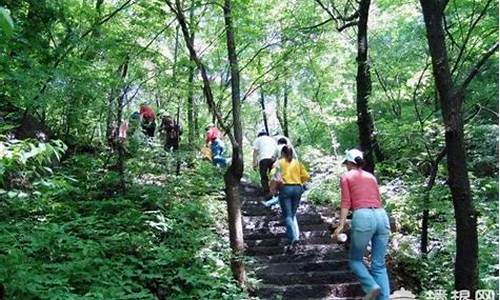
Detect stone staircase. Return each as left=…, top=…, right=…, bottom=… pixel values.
left=241, top=183, right=364, bottom=300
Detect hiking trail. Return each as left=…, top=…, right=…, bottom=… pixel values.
left=240, top=182, right=363, bottom=300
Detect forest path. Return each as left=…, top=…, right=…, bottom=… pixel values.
left=240, top=182, right=363, bottom=300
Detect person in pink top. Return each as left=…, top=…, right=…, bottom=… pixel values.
left=334, top=149, right=390, bottom=300
left=205, top=123, right=221, bottom=145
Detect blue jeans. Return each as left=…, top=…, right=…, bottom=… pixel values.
left=263, top=195, right=280, bottom=207
left=349, top=208, right=390, bottom=300
left=211, top=139, right=226, bottom=167
left=278, top=185, right=303, bottom=242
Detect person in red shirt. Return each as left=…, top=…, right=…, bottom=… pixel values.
left=139, top=103, right=156, bottom=137
left=334, top=149, right=390, bottom=300
left=205, top=124, right=226, bottom=167
left=205, top=123, right=221, bottom=145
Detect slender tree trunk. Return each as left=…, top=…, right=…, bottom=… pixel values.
left=223, top=0, right=246, bottom=285
left=168, top=0, right=245, bottom=285
left=419, top=0, right=478, bottom=292
left=166, top=4, right=244, bottom=283
left=355, top=0, right=376, bottom=173
left=283, top=84, right=289, bottom=137
left=115, top=58, right=129, bottom=192
left=187, top=66, right=195, bottom=144
left=187, top=1, right=196, bottom=145
left=259, top=89, right=270, bottom=135
left=105, top=89, right=116, bottom=143
left=171, top=25, right=180, bottom=112
left=421, top=147, right=447, bottom=255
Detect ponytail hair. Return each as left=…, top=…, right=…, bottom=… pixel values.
left=354, top=156, right=365, bottom=168
left=281, top=145, right=293, bottom=162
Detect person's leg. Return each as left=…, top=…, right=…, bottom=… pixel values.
left=259, top=159, right=270, bottom=195
left=290, top=186, right=302, bottom=241
left=150, top=121, right=156, bottom=137
left=370, top=209, right=391, bottom=300
left=349, top=209, right=380, bottom=295
left=165, top=139, right=173, bottom=151
left=263, top=195, right=280, bottom=207
left=265, top=159, right=274, bottom=176
left=278, top=187, right=294, bottom=243
left=210, top=141, right=219, bottom=165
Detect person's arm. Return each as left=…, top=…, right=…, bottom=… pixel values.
left=334, top=208, right=350, bottom=237
left=252, top=140, right=259, bottom=169
left=299, top=163, right=310, bottom=183
left=334, top=176, right=351, bottom=236
left=205, top=130, right=210, bottom=145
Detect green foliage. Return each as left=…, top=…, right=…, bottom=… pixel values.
left=0, top=149, right=247, bottom=299
left=307, top=178, right=340, bottom=207
left=0, top=138, right=66, bottom=188
left=0, top=6, right=13, bottom=38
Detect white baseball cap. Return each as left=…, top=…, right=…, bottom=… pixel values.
left=343, top=149, right=363, bottom=164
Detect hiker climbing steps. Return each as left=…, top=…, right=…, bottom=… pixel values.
left=240, top=183, right=364, bottom=299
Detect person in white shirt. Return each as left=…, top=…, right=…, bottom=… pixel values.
left=275, top=136, right=297, bottom=159
left=253, top=130, right=278, bottom=196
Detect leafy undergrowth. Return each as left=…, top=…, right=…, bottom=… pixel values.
left=0, top=146, right=247, bottom=299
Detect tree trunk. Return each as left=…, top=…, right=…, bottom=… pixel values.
left=355, top=0, right=376, bottom=173
left=105, top=89, right=116, bottom=143
left=187, top=2, right=196, bottom=145
left=419, top=0, right=478, bottom=292
left=283, top=84, right=289, bottom=137
left=171, top=25, right=180, bottom=112
left=223, top=0, right=246, bottom=285
left=187, top=66, right=195, bottom=144
left=259, top=89, right=270, bottom=135
left=115, top=58, right=129, bottom=192
left=421, top=147, right=446, bottom=256
left=167, top=0, right=244, bottom=284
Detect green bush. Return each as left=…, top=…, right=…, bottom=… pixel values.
left=0, top=149, right=247, bottom=300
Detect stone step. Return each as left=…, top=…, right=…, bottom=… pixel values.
left=246, top=236, right=334, bottom=247
left=243, top=215, right=324, bottom=230
left=252, top=259, right=350, bottom=274
left=254, top=283, right=363, bottom=299
left=242, top=203, right=319, bottom=216
left=245, top=230, right=332, bottom=241
left=260, top=270, right=356, bottom=285
left=246, top=244, right=347, bottom=260
left=240, top=183, right=261, bottom=194
left=252, top=252, right=347, bottom=264
left=244, top=213, right=323, bottom=224
left=244, top=223, right=331, bottom=236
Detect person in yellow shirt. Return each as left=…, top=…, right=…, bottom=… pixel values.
left=275, top=145, right=310, bottom=253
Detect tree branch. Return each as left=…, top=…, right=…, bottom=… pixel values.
left=456, top=42, right=498, bottom=95
left=337, top=21, right=358, bottom=32
left=314, top=0, right=337, bottom=21
left=133, top=18, right=176, bottom=59
left=450, top=0, right=493, bottom=75
left=166, top=0, right=236, bottom=146
left=299, top=18, right=334, bottom=31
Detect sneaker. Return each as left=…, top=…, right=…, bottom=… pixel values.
left=288, top=240, right=302, bottom=254
left=363, top=287, right=381, bottom=300
left=284, top=241, right=297, bottom=254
